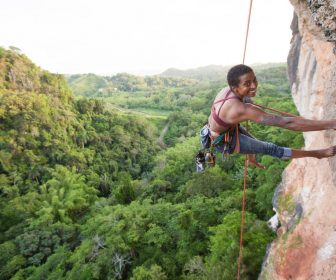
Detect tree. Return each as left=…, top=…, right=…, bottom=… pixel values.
left=35, top=165, right=97, bottom=225
left=130, top=264, right=167, bottom=280
left=205, top=211, right=273, bottom=280
left=113, top=171, right=137, bottom=204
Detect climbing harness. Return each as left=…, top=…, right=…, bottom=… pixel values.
left=196, top=122, right=240, bottom=172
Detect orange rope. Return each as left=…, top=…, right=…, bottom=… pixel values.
left=237, top=1, right=253, bottom=279
left=237, top=154, right=249, bottom=280
left=236, top=104, right=299, bottom=278
left=237, top=1, right=299, bottom=278
left=253, top=103, right=300, bottom=118
left=242, top=0, right=253, bottom=65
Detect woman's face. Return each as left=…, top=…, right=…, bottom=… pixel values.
left=232, top=71, right=258, bottom=98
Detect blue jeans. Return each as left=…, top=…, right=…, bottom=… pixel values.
left=215, top=127, right=292, bottom=160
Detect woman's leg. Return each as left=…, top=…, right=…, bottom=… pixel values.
left=233, top=130, right=336, bottom=159
left=233, top=132, right=292, bottom=159
left=291, top=146, right=336, bottom=159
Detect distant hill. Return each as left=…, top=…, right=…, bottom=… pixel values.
left=66, top=63, right=289, bottom=97
left=0, top=46, right=72, bottom=102
left=66, top=72, right=199, bottom=97
left=160, top=65, right=231, bottom=81
left=160, top=63, right=288, bottom=82
left=65, top=73, right=111, bottom=97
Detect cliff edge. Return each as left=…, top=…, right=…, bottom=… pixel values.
left=260, top=0, right=336, bottom=279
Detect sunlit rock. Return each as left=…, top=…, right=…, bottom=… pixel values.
left=260, top=0, right=336, bottom=279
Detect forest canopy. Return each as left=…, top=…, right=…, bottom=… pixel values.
left=0, top=47, right=302, bottom=280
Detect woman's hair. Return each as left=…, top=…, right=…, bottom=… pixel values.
left=227, top=64, right=253, bottom=87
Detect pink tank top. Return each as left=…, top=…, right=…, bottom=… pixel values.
left=211, top=88, right=240, bottom=128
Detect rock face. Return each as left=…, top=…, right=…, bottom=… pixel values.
left=259, top=1, right=336, bottom=279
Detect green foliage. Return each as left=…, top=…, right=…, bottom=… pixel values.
left=66, top=72, right=199, bottom=97
left=151, top=137, right=199, bottom=192
left=0, top=47, right=5, bottom=58
left=0, top=191, right=40, bottom=242
left=0, top=51, right=301, bottom=280
left=66, top=73, right=108, bottom=97
left=0, top=241, right=25, bottom=280
left=16, top=229, right=61, bottom=266
left=25, top=246, right=70, bottom=280
left=130, top=264, right=167, bottom=280
left=205, top=211, right=274, bottom=280
left=0, top=255, right=25, bottom=280
left=164, top=110, right=206, bottom=146
left=35, top=165, right=97, bottom=225
left=112, top=171, right=137, bottom=204
left=180, top=167, right=238, bottom=199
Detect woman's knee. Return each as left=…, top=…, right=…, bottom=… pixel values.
left=266, top=143, right=291, bottom=159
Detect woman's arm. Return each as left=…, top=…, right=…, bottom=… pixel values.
left=233, top=103, right=336, bottom=132
left=259, top=114, right=335, bottom=131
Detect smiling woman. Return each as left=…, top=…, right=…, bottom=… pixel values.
left=202, top=64, right=336, bottom=169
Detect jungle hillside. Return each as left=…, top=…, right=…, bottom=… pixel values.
left=0, top=47, right=303, bottom=280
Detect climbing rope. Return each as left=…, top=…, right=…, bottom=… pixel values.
left=237, top=0, right=253, bottom=279
left=242, top=0, right=253, bottom=65
left=236, top=2, right=301, bottom=278
left=253, top=103, right=300, bottom=118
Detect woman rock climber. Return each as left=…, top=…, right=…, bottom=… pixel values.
left=205, top=64, right=336, bottom=169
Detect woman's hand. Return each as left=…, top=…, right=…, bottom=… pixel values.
left=247, top=154, right=265, bottom=169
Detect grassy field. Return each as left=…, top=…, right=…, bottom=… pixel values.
left=105, top=103, right=171, bottom=119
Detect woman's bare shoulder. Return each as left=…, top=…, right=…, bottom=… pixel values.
left=213, top=87, right=230, bottom=102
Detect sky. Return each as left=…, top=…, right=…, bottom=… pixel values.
left=0, top=0, right=294, bottom=76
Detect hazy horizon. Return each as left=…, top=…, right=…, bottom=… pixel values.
left=1, top=0, right=293, bottom=76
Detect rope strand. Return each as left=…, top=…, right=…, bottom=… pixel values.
left=237, top=1, right=253, bottom=279
left=253, top=103, right=300, bottom=118
left=237, top=1, right=299, bottom=278
left=237, top=154, right=248, bottom=280
left=242, top=0, right=254, bottom=64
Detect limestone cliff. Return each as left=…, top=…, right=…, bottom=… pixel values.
left=260, top=1, right=336, bottom=279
